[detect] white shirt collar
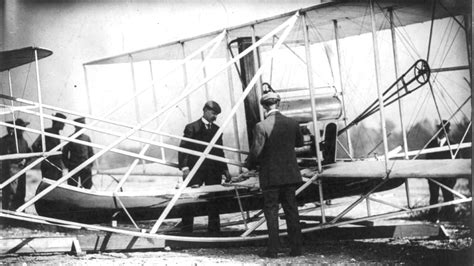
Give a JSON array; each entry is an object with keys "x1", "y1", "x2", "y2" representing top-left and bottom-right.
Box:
[
  {"x1": 265, "y1": 109, "x2": 279, "y2": 117},
  {"x1": 438, "y1": 137, "x2": 446, "y2": 146},
  {"x1": 201, "y1": 117, "x2": 211, "y2": 125}
]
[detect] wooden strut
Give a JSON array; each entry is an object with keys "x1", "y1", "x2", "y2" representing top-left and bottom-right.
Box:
[
  {"x1": 333, "y1": 19, "x2": 354, "y2": 158},
  {"x1": 233, "y1": 187, "x2": 249, "y2": 230},
  {"x1": 330, "y1": 178, "x2": 390, "y2": 224},
  {"x1": 112, "y1": 193, "x2": 141, "y2": 230},
  {"x1": 7, "y1": 70, "x2": 20, "y2": 154},
  {"x1": 147, "y1": 60, "x2": 166, "y2": 160},
  {"x1": 129, "y1": 54, "x2": 148, "y2": 173},
  {"x1": 453, "y1": 122, "x2": 471, "y2": 158},
  {"x1": 225, "y1": 32, "x2": 244, "y2": 171},
  {"x1": 389, "y1": 143, "x2": 471, "y2": 159},
  {"x1": 34, "y1": 48, "x2": 47, "y2": 155},
  {"x1": 367, "y1": 196, "x2": 410, "y2": 211},
  {"x1": 427, "y1": 178, "x2": 467, "y2": 200},
  {"x1": 302, "y1": 12, "x2": 323, "y2": 173},
  {"x1": 181, "y1": 42, "x2": 193, "y2": 123}
]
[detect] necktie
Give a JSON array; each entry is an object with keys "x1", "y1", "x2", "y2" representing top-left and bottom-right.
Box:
[{"x1": 206, "y1": 123, "x2": 211, "y2": 130}]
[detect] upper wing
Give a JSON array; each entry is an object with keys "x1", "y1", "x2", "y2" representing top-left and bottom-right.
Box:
[{"x1": 84, "y1": 0, "x2": 470, "y2": 65}]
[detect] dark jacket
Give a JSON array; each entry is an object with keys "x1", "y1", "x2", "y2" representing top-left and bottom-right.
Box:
[
  {"x1": 426, "y1": 137, "x2": 454, "y2": 160},
  {"x1": 32, "y1": 127, "x2": 63, "y2": 163},
  {"x1": 0, "y1": 133, "x2": 31, "y2": 181},
  {"x1": 246, "y1": 111, "x2": 304, "y2": 188},
  {"x1": 178, "y1": 118, "x2": 228, "y2": 175},
  {"x1": 62, "y1": 133, "x2": 94, "y2": 169}
]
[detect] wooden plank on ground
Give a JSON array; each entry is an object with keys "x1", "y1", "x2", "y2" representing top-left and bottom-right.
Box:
[
  {"x1": 0, "y1": 237, "x2": 77, "y2": 254},
  {"x1": 77, "y1": 232, "x2": 165, "y2": 252},
  {"x1": 0, "y1": 233, "x2": 165, "y2": 254},
  {"x1": 303, "y1": 223, "x2": 447, "y2": 242}
]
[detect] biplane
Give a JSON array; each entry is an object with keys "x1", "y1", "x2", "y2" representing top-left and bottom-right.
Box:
[{"x1": 0, "y1": 0, "x2": 471, "y2": 245}]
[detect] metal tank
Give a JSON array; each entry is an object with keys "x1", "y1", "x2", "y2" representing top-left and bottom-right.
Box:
[{"x1": 280, "y1": 95, "x2": 343, "y2": 124}]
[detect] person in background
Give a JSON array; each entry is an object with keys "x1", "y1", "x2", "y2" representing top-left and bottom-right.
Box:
[
  {"x1": 62, "y1": 117, "x2": 94, "y2": 189},
  {"x1": 245, "y1": 91, "x2": 304, "y2": 258},
  {"x1": 32, "y1": 112, "x2": 67, "y2": 180},
  {"x1": 426, "y1": 120, "x2": 456, "y2": 222},
  {"x1": 178, "y1": 100, "x2": 231, "y2": 234},
  {"x1": 0, "y1": 119, "x2": 32, "y2": 211}
]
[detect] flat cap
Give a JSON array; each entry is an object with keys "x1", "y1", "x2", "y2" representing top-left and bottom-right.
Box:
[
  {"x1": 54, "y1": 112, "x2": 67, "y2": 119},
  {"x1": 260, "y1": 92, "x2": 280, "y2": 105},
  {"x1": 74, "y1": 117, "x2": 86, "y2": 124},
  {"x1": 203, "y1": 100, "x2": 221, "y2": 114}
]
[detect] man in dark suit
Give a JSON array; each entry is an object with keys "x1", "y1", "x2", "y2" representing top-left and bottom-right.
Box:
[
  {"x1": 0, "y1": 119, "x2": 31, "y2": 211},
  {"x1": 426, "y1": 120, "x2": 456, "y2": 222},
  {"x1": 245, "y1": 91, "x2": 304, "y2": 258},
  {"x1": 32, "y1": 112, "x2": 67, "y2": 180},
  {"x1": 62, "y1": 117, "x2": 95, "y2": 189},
  {"x1": 178, "y1": 101, "x2": 231, "y2": 233}
]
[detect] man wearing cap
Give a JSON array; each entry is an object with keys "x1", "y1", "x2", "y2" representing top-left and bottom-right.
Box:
[
  {"x1": 32, "y1": 112, "x2": 67, "y2": 180},
  {"x1": 0, "y1": 119, "x2": 32, "y2": 211},
  {"x1": 245, "y1": 91, "x2": 304, "y2": 258},
  {"x1": 426, "y1": 120, "x2": 456, "y2": 222},
  {"x1": 178, "y1": 100, "x2": 231, "y2": 233},
  {"x1": 62, "y1": 117, "x2": 95, "y2": 189}
]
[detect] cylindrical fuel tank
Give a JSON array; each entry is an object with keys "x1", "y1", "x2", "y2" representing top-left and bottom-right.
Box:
[{"x1": 280, "y1": 96, "x2": 342, "y2": 123}]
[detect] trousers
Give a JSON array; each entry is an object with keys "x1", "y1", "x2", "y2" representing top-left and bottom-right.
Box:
[
  {"x1": 262, "y1": 184, "x2": 302, "y2": 253},
  {"x1": 428, "y1": 178, "x2": 456, "y2": 220}
]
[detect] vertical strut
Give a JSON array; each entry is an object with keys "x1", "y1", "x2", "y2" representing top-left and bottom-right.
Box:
[
  {"x1": 303, "y1": 13, "x2": 323, "y2": 172},
  {"x1": 333, "y1": 19, "x2": 353, "y2": 158},
  {"x1": 389, "y1": 8, "x2": 411, "y2": 207},
  {"x1": 369, "y1": 0, "x2": 389, "y2": 171}
]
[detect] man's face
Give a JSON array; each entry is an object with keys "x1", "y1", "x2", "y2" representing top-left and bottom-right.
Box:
[
  {"x1": 203, "y1": 108, "x2": 218, "y2": 123},
  {"x1": 15, "y1": 129, "x2": 24, "y2": 136},
  {"x1": 438, "y1": 128, "x2": 447, "y2": 138}
]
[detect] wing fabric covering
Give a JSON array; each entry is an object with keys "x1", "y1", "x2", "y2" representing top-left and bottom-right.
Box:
[{"x1": 0, "y1": 47, "x2": 53, "y2": 72}]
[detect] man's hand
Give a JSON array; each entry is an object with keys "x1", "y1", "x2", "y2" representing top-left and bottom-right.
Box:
[
  {"x1": 182, "y1": 167, "x2": 190, "y2": 179},
  {"x1": 175, "y1": 176, "x2": 184, "y2": 189}
]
